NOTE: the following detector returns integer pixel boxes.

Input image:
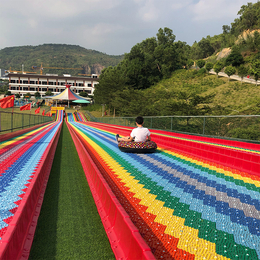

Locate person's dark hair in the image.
[136,116,144,125]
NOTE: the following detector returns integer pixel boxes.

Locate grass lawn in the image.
[29,122,115,260]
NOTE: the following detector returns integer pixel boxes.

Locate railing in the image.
[85,111,98,121]
[0,110,53,134]
[93,115,260,142]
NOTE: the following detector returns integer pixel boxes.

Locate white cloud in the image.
[91,23,123,36]
[171,0,193,11]
[191,0,250,21]
[27,19,38,29]
[134,0,159,22]
[0,0,259,54]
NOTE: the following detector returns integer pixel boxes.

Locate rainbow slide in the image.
[0,111,63,260]
[67,119,260,260]
[77,112,87,122]
[66,112,87,123]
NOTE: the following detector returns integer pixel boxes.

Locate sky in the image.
[0,0,258,55]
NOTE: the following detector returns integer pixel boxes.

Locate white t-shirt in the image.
[130,127,150,142]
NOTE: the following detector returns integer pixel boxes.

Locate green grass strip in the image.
[77,127,258,260]
[29,123,115,260]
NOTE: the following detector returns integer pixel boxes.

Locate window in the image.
[88,83,92,87]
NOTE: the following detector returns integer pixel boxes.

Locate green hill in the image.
[143,69,260,116]
[94,69,260,117]
[0,44,124,76]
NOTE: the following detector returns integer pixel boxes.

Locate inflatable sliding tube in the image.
[84,122,260,178]
[66,121,155,260]
[66,121,260,259]
[0,110,63,260]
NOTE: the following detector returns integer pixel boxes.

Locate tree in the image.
[24,92,31,99]
[79,92,88,97]
[45,90,53,96]
[222,25,231,45]
[237,65,248,83]
[0,81,8,94]
[205,62,213,74]
[154,27,178,78]
[231,2,260,35]
[247,31,260,52]
[225,47,244,67]
[249,60,260,86]
[196,60,206,69]
[122,27,186,90]
[5,90,11,96]
[15,93,20,99]
[174,91,214,120]
[94,65,127,109]
[197,38,215,58]
[187,59,194,69]
[34,91,41,99]
[174,41,191,70]
[222,25,231,34]
[253,31,260,49]
[224,66,236,82]
[213,61,224,77]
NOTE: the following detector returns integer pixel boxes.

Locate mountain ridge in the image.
[0,43,124,75]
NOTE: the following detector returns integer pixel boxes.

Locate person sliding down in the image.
[116,116,151,142]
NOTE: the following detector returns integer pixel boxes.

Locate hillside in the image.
[148,69,260,116]
[0,44,124,76]
[94,68,260,117]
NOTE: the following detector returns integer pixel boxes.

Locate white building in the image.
[8,73,99,98]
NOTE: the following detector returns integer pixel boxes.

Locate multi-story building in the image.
[8,73,99,98]
[0,69,8,79]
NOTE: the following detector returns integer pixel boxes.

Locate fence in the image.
[92,115,260,142]
[0,111,53,134]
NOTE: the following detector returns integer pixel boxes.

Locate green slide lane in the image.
[29,123,115,260]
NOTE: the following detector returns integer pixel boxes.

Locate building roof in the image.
[8,73,99,81]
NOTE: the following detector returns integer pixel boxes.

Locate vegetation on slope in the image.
[94,69,260,117]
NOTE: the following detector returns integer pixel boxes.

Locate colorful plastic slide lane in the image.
[86,122,260,178]
[77,112,87,122]
[0,110,63,260]
[66,112,77,122]
[67,119,260,260]
[66,112,87,123]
